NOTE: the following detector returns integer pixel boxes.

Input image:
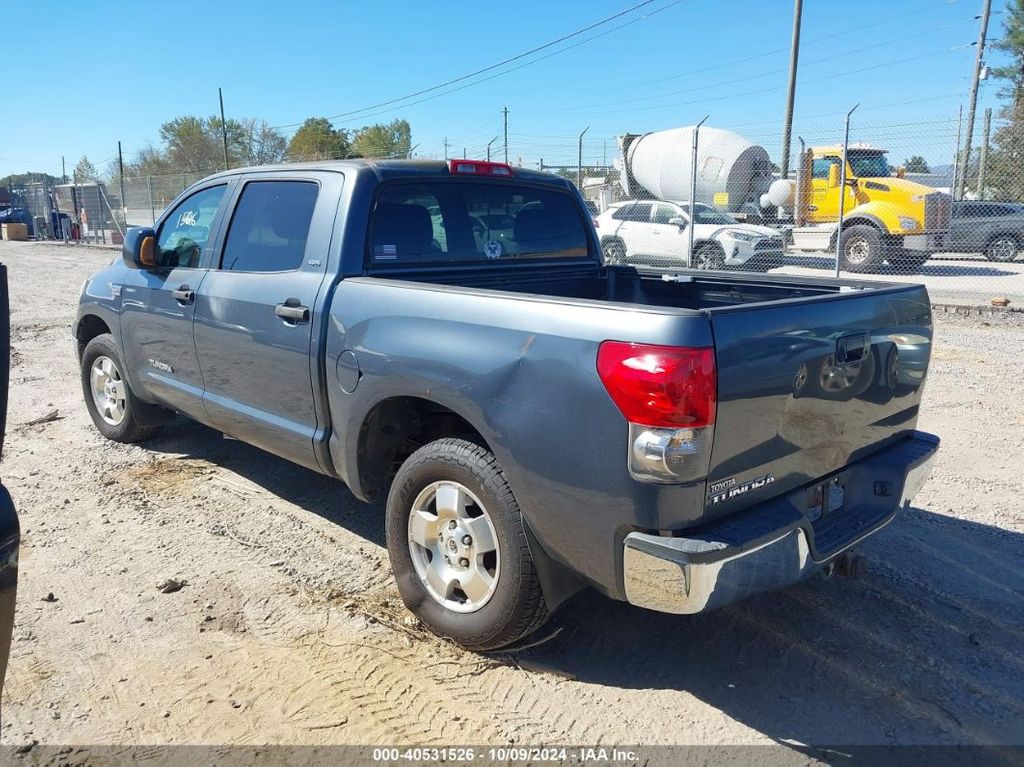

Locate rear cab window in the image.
[367,180,592,266]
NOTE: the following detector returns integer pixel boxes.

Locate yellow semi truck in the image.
[783,142,950,272]
[618,128,951,273]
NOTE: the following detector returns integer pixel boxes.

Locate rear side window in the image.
[612,203,651,222]
[220,180,319,272]
[368,181,590,265]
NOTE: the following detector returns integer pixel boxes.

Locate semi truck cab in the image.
[793,145,951,272]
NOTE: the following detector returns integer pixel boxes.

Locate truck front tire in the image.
[385,438,549,651]
[838,225,884,273]
[80,334,166,443]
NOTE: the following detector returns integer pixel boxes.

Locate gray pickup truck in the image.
[75,159,938,650]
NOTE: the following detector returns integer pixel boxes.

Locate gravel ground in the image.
[773,251,1024,307]
[0,240,1022,748]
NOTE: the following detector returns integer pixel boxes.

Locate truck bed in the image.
[360,263,932,527]
[400,263,890,312]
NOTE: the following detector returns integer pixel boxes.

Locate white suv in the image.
[594,200,785,270]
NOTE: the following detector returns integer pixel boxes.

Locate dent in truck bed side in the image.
[324,276,716,598]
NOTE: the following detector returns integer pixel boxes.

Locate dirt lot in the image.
[0,240,1021,748]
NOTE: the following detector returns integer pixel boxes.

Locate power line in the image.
[272,0,662,129]
[544,18,976,113]
[606,0,965,93]
[544,45,968,117]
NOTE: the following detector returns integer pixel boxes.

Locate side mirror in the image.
[668,216,687,229]
[122,227,158,269]
[827,163,840,188]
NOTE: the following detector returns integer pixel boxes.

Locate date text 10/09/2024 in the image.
[371,747,639,762]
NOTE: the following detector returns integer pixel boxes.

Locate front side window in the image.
[368,181,591,265]
[847,151,891,178]
[653,204,679,225]
[220,181,319,272]
[157,185,227,268]
[812,157,839,180]
[691,204,736,225]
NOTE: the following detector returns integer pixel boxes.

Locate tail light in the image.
[597,341,717,483]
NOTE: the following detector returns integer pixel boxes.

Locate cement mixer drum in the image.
[622,126,773,213]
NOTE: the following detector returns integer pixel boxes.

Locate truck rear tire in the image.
[838,225,884,273]
[385,438,549,651]
[80,334,166,443]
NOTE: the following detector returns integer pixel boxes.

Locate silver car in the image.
[947,201,1024,262]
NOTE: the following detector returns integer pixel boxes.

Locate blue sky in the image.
[0,0,1007,178]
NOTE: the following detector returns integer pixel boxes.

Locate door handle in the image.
[172,285,194,304]
[275,299,310,324]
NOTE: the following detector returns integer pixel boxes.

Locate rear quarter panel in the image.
[325,277,714,597]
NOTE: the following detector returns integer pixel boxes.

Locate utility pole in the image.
[61,156,67,184]
[780,0,804,179]
[117,141,126,228]
[486,136,498,162]
[956,0,992,199]
[219,87,230,170]
[976,107,992,199]
[577,126,589,190]
[443,137,449,160]
[503,106,509,163]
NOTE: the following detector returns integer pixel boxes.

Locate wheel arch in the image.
[354,395,493,504]
[829,216,885,250]
[74,313,112,359]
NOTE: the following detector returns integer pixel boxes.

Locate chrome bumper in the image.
[623,432,939,615]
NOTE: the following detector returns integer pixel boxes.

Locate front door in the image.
[119,183,231,420]
[193,174,338,472]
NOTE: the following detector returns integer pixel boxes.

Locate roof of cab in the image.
[199,158,569,186]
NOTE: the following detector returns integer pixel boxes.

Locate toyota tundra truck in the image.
[74,159,939,650]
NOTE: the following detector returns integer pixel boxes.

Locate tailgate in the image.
[704,284,932,518]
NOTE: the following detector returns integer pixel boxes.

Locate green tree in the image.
[988,103,1024,200]
[159,116,222,171]
[352,118,412,158]
[235,119,287,166]
[287,118,352,161]
[992,0,1024,102]
[73,155,99,182]
[903,155,930,173]
[985,2,1024,199]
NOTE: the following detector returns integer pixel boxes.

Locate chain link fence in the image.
[30,110,1024,307]
[576,112,1024,307]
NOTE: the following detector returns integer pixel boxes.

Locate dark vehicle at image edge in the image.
[74,159,939,650]
[0,264,20,695]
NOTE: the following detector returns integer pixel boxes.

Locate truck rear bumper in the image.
[622,431,939,614]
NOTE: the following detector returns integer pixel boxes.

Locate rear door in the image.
[119,183,231,420]
[704,286,932,518]
[616,202,653,256]
[650,202,688,260]
[193,172,341,472]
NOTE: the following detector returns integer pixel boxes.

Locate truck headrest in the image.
[371,203,435,258]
